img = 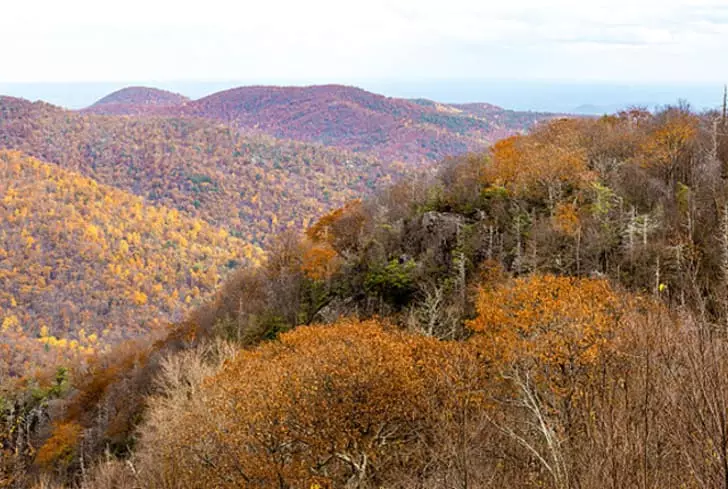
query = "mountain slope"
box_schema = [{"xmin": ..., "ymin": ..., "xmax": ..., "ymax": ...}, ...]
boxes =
[
  {"xmin": 180, "ymin": 85, "xmax": 513, "ymax": 163},
  {"xmin": 84, "ymin": 85, "xmax": 556, "ymax": 163},
  {"xmin": 0, "ymin": 96, "xmax": 401, "ymax": 246},
  {"xmin": 83, "ymin": 86, "xmax": 189, "ymax": 115},
  {"xmin": 0, "ymin": 150, "xmax": 262, "ymax": 375},
  {"xmin": 6, "ymin": 106, "xmax": 728, "ymax": 489}
]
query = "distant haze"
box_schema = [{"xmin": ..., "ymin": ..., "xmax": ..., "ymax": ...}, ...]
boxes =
[{"xmin": 0, "ymin": 80, "xmax": 724, "ymax": 114}]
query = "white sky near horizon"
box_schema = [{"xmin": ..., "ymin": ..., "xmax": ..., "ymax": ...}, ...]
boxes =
[{"xmin": 2, "ymin": 0, "xmax": 728, "ymax": 84}]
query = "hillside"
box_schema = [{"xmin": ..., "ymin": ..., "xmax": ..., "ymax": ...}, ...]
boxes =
[
  {"xmin": 0, "ymin": 96, "xmax": 400, "ymax": 245},
  {"xmin": 83, "ymin": 87, "xmax": 189, "ymax": 115},
  {"xmin": 6, "ymin": 106, "xmax": 728, "ymax": 489},
  {"xmin": 0, "ymin": 150, "xmax": 262, "ymax": 376},
  {"xmin": 453, "ymin": 101, "xmax": 558, "ymax": 135},
  {"xmin": 85, "ymin": 84, "xmax": 556, "ymax": 163}
]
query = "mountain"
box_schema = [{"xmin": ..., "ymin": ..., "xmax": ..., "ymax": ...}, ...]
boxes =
[
  {"xmin": 453, "ymin": 102, "xmax": 560, "ymax": 135},
  {"xmin": 0, "ymin": 96, "xmax": 401, "ymax": 246},
  {"xmin": 7, "ymin": 106, "xmax": 728, "ymax": 489},
  {"xmin": 0, "ymin": 150, "xmax": 262, "ymax": 375},
  {"xmin": 83, "ymin": 86, "xmax": 189, "ymax": 115},
  {"xmin": 0, "ymin": 87, "xmax": 552, "ymax": 376},
  {"xmin": 84, "ymin": 84, "xmax": 556, "ymax": 163}
]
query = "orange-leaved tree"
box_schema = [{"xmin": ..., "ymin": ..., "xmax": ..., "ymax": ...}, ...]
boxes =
[
  {"xmin": 467, "ymin": 274, "xmax": 628, "ymax": 489},
  {"xmin": 468, "ymin": 274, "xmax": 623, "ymax": 368},
  {"xmin": 141, "ymin": 319, "xmax": 481, "ymax": 489},
  {"xmin": 485, "ymin": 120, "xmax": 594, "ymax": 207},
  {"xmin": 306, "ymin": 200, "xmax": 368, "ymax": 255},
  {"xmin": 637, "ymin": 108, "xmax": 699, "ymax": 187}
]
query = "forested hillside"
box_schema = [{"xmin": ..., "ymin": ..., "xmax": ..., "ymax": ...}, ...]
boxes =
[
  {"xmin": 84, "ymin": 84, "xmax": 556, "ymax": 163},
  {"xmin": 0, "ymin": 150, "xmax": 262, "ymax": 377},
  {"xmin": 0, "ymin": 95, "xmax": 399, "ymax": 245},
  {"xmin": 83, "ymin": 87, "xmax": 189, "ymax": 115},
  {"xmin": 5, "ymin": 104, "xmax": 728, "ymax": 489}
]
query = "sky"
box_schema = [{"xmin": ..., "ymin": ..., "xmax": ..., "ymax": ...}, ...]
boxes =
[{"xmin": 2, "ymin": 0, "xmax": 728, "ymax": 110}]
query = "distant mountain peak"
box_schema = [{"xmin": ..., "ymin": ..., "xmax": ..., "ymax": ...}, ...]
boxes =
[{"xmin": 85, "ymin": 86, "xmax": 189, "ymax": 114}]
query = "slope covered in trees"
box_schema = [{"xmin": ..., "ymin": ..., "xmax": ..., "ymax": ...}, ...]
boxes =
[
  {"xmin": 85, "ymin": 84, "xmax": 556, "ymax": 163},
  {"xmin": 7, "ymin": 104, "xmax": 728, "ymax": 489},
  {"xmin": 453, "ymin": 101, "xmax": 560, "ymax": 137},
  {"xmin": 0, "ymin": 150, "xmax": 262, "ymax": 377},
  {"xmin": 83, "ymin": 87, "xmax": 189, "ymax": 115},
  {"xmin": 0, "ymin": 95, "xmax": 398, "ymax": 245}
]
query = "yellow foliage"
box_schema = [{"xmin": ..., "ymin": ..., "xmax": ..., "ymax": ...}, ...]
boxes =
[
  {"xmin": 132, "ymin": 291, "xmax": 148, "ymax": 306},
  {"xmin": 0, "ymin": 151, "xmax": 264, "ymax": 374},
  {"xmin": 1, "ymin": 315, "xmax": 19, "ymax": 332}
]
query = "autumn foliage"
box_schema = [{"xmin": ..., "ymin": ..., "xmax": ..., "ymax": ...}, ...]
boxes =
[
  {"xmin": 134, "ymin": 319, "xmax": 484, "ymax": 489},
  {"xmin": 486, "ymin": 120, "xmax": 594, "ymax": 201},
  {"xmin": 0, "ymin": 150, "xmax": 262, "ymax": 375},
  {"xmin": 6, "ymin": 99, "xmax": 728, "ymax": 489},
  {"xmin": 469, "ymin": 274, "xmax": 623, "ymax": 366},
  {"xmin": 0, "ymin": 95, "xmax": 401, "ymax": 246}
]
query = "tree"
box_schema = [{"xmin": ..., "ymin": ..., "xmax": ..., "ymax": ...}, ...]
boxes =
[
  {"xmin": 141, "ymin": 319, "xmax": 481, "ymax": 489},
  {"xmin": 468, "ymin": 274, "xmax": 628, "ymax": 489}
]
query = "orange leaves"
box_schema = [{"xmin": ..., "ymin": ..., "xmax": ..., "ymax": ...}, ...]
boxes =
[
  {"xmin": 301, "ymin": 243, "xmax": 340, "ymax": 280},
  {"xmin": 306, "ymin": 199, "xmax": 367, "ymax": 253},
  {"xmin": 35, "ymin": 421, "xmax": 83, "ymax": 468},
  {"xmin": 166, "ymin": 319, "xmax": 481, "ymax": 488},
  {"xmin": 552, "ymin": 202, "xmax": 581, "ymax": 236},
  {"xmin": 485, "ymin": 119, "xmax": 594, "ymax": 201},
  {"xmin": 639, "ymin": 111, "xmax": 698, "ymax": 170},
  {"xmin": 487, "ymin": 136, "xmax": 522, "ymax": 188},
  {"xmin": 468, "ymin": 274, "xmax": 623, "ymax": 368}
]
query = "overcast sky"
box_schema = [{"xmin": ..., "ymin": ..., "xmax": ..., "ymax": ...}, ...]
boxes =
[{"xmin": 2, "ymin": 0, "xmax": 728, "ymax": 84}]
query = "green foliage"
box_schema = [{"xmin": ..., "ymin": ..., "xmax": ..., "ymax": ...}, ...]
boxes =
[
  {"xmin": 589, "ymin": 181, "xmax": 617, "ymax": 217},
  {"xmin": 365, "ymin": 259, "xmax": 417, "ymax": 306}
]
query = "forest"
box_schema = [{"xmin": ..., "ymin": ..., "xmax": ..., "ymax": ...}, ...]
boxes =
[
  {"xmin": 83, "ymin": 85, "xmax": 555, "ymax": 164},
  {"xmin": 0, "ymin": 150, "xmax": 262, "ymax": 377},
  {"xmin": 4, "ymin": 101, "xmax": 728, "ymax": 489},
  {"xmin": 0, "ymin": 95, "xmax": 399, "ymax": 246}
]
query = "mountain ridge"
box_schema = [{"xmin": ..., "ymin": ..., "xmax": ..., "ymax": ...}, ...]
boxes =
[
  {"xmin": 81, "ymin": 84, "xmax": 558, "ymax": 163},
  {"xmin": 84, "ymin": 86, "xmax": 190, "ymax": 115},
  {"xmin": 0, "ymin": 95, "xmax": 406, "ymax": 246}
]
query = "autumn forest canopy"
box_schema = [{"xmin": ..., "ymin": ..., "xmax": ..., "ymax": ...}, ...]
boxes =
[{"xmin": 3, "ymin": 84, "xmax": 728, "ymax": 489}]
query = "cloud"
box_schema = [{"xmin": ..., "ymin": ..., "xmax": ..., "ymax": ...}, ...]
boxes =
[{"xmin": 1, "ymin": 0, "xmax": 728, "ymax": 83}]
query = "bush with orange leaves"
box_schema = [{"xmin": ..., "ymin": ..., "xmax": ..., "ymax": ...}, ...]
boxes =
[
  {"xmin": 485, "ymin": 120, "xmax": 595, "ymax": 204},
  {"xmin": 468, "ymin": 274, "xmax": 624, "ymax": 369},
  {"xmin": 467, "ymin": 274, "xmax": 634, "ymax": 489},
  {"xmin": 136, "ymin": 319, "xmax": 485, "ymax": 489},
  {"xmin": 34, "ymin": 422, "xmax": 83, "ymax": 469}
]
